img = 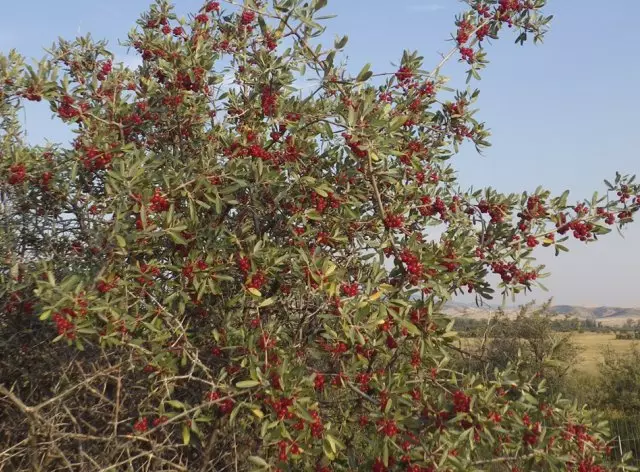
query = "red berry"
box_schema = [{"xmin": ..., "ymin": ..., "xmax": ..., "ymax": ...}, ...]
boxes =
[{"xmin": 240, "ymin": 10, "xmax": 255, "ymax": 25}]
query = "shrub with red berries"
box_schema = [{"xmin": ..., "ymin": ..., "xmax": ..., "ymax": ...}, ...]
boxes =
[{"xmin": 0, "ymin": 0, "xmax": 638, "ymax": 471}]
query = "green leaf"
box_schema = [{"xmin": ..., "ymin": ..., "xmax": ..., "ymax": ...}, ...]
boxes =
[
  {"xmin": 313, "ymin": 0, "xmax": 328, "ymax": 11},
  {"xmin": 389, "ymin": 115, "xmax": 408, "ymax": 131},
  {"xmin": 115, "ymin": 234, "xmax": 126, "ymax": 248},
  {"xmin": 248, "ymin": 456, "xmax": 269, "ymax": 468},
  {"xmin": 236, "ymin": 380, "xmax": 261, "ymax": 388},
  {"xmin": 334, "ymin": 35, "xmax": 348, "ymax": 49},
  {"xmin": 295, "ymin": 404, "xmax": 315, "ymax": 422},
  {"xmin": 382, "ymin": 439, "xmax": 389, "ymax": 466},
  {"xmin": 326, "ymin": 434, "xmax": 337, "ymax": 453},
  {"xmin": 182, "ymin": 423, "xmax": 191, "ymax": 445},
  {"xmin": 356, "ymin": 63, "xmax": 372, "ymax": 82},
  {"xmin": 167, "ymin": 230, "xmax": 188, "ymax": 245},
  {"xmin": 166, "ymin": 400, "xmax": 186, "ymax": 410},
  {"xmin": 258, "ymin": 297, "xmax": 275, "ymax": 308}
]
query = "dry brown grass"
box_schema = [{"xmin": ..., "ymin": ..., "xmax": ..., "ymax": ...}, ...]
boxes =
[
  {"xmin": 571, "ymin": 332, "xmax": 639, "ymax": 375},
  {"xmin": 459, "ymin": 332, "xmax": 639, "ymax": 376}
]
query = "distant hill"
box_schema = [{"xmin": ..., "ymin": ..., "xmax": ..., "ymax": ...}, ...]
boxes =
[{"xmin": 441, "ymin": 302, "xmax": 640, "ymax": 327}]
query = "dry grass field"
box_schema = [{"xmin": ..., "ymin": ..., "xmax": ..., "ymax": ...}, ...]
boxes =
[
  {"xmin": 571, "ymin": 332, "xmax": 638, "ymax": 375},
  {"xmin": 459, "ymin": 332, "xmax": 638, "ymax": 376}
]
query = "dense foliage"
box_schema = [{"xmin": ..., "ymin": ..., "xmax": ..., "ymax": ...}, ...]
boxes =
[
  {"xmin": 1, "ymin": 0, "xmax": 639, "ymax": 470},
  {"xmin": 456, "ymin": 302, "xmax": 579, "ymax": 396}
]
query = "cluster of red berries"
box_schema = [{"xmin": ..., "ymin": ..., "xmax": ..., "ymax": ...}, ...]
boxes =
[
  {"xmin": 81, "ymin": 146, "xmax": 113, "ymax": 171},
  {"xmin": 419, "ymin": 195, "xmax": 448, "ymax": 219},
  {"xmin": 399, "ymin": 249, "xmax": 424, "ymax": 280},
  {"xmin": 382, "ymin": 334, "xmax": 396, "ymax": 349},
  {"xmin": 170, "ymin": 26, "xmax": 184, "ymax": 36},
  {"xmin": 476, "ymin": 23, "xmax": 490, "ymax": 41},
  {"xmin": 308, "ymin": 191, "xmax": 340, "ymax": 214},
  {"xmin": 617, "ymin": 185, "xmax": 632, "ymax": 202},
  {"xmin": 447, "ymin": 99, "xmax": 467, "ymax": 116},
  {"xmin": 257, "ymin": 333, "xmax": 276, "ymax": 351},
  {"xmin": 313, "ymin": 372, "xmax": 325, "ymax": 390},
  {"xmin": 225, "ymin": 136, "xmax": 302, "ymax": 165},
  {"xmin": 595, "ymin": 207, "xmax": 617, "ymax": 225},
  {"xmin": 161, "ymin": 94, "xmax": 183, "ymax": 108},
  {"xmin": 523, "ymin": 195, "xmax": 548, "ymax": 220},
  {"xmin": 261, "ymin": 87, "xmax": 278, "ymax": 117},
  {"xmin": 314, "ymin": 231, "xmax": 330, "ymax": 246},
  {"xmin": 57, "ymin": 96, "xmax": 77, "ymax": 120},
  {"xmin": 204, "ymin": 1, "xmax": 220, "ymax": 12},
  {"xmin": 379, "ymin": 91, "xmax": 392, "ymax": 103},
  {"xmin": 237, "ymin": 255, "xmax": 251, "ymax": 273},
  {"xmin": 277, "ymin": 439, "xmax": 302, "ymax": 462},
  {"xmin": 153, "ymin": 416, "xmax": 168, "ymax": 427},
  {"xmin": 3, "ymin": 292, "xmax": 34, "ymax": 315},
  {"xmin": 570, "ymin": 460, "xmax": 607, "ymax": 472},
  {"xmin": 206, "ymin": 390, "xmax": 235, "ymax": 413},
  {"xmin": 175, "ymin": 67, "xmax": 206, "ymax": 92},
  {"xmin": 96, "ymin": 279, "xmax": 117, "ymax": 293},
  {"xmin": 270, "ymin": 123, "xmax": 287, "ymax": 142},
  {"xmin": 341, "ymin": 282, "xmax": 360, "ymax": 297},
  {"xmin": 354, "ymin": 342, "xmax": 375, "ymax": 360},
  {"xmin": 240, "ymin": 10, "xmax": 256, "ymax": 25},
  {"xmin": 456, "ymin": 19, "xmax": 473, "ymax": 44},
  {"xmin": 136, "ymin": 264, "xmax": 161, "ymax": 286},
  {"xmin": 460, "ymin": 47, "xmax": 475, "ymax": 63},
  {"xmin": 194, "ymin": 13, "xmax": 209, "ymax": 23},
  {"xmin": 247, "ymin": 270, "xmax": 266, "ymax": 290},
  {"xmin": 557, "ymin": 217, "xmax": 594, "ymax": 241},
  {"xmin": 498, "ymin": 0, "xmax": 527, "ymax": 14},
  {"xmin": 266, "ymin": 396, "xmax": 294, "ymax": 420},
  {"xmin": 377, "ymin": 419, "xmax": 399, "ymax": 437},
  {"xmin": 562, "ymin": 423, "xmax": 600, "ymax": 452},
  {"xmin": 263, "ymin": 32, "xmax": 277, "ymax": 51},
  {"xmin": 22, "ymin": 85, "xmax": 42, "ymax": 101},
  {"xmin": 405, "ymin": 465, "xmax": 435, "ymax": 472},
  {"xmin": 96, "ymin": 59, "xmax": 112, "ymax": 81},
  {"xmin": 331, "ymin": 372, "xmax": 348, "ymax": 388},
  {"xmin": 52, "ymin": 313, "xmax": 76, "ymax": 339},
  {"xmin": 373, "ymin": 457, "xmax": 397, "ymax": 472},
  {"xmin": 453, "ymin": 390, "xmax": 471, "ymax": 413},
  {"xmin": 477, "ymin": 200, "xmax": 507, "ymax": 223},
  {"xmin": 40, "ymin": 171, "xmax": 53, "ymax": 188},
  {"xmin": 7, "ymin": 163, "xmax": 26, "ymax": 185},
  {"xmin": 342, "ymin": 133, "xmax": 368, "ymax": 158},
  {"xmin": 401, "ymin": 140, "xmax": 426, "ymax": 164},
  {"xmin": 410, "ymin": 350, "xmax": 421, "ymax": 368},
  {"xmin": 180, "ymin": 260, "xmax": 207, "ymax": 281},
  {"xmin": 395, "ymin": 66, "xmax": 414, "ymax": 84},
  {"xmin": 133, "ymin": 417, "xmax": 148, "ymax": 433},
  {"xmin": 149, "ymin": 188, "xmax": 170, "ymax": 212},
  {"xmin": 490, "ymin": 261, "xmax": 537, "ymax": 284},
  {"xmin": 308, "ymin": 410, "xmax": 324, "ymax": 437},
  {"xmin": 384, "ymin": 213, "xmax": 405, "ymax": 229},
  {"xmin": 355, "ymin": 372, "xmax": 372, "ymax": 391},
  {"xmin": 248, "ymin": 143, "xmax": 272, "ymax": 160},
  {"xmin": 523, "ymin": 420, "xmax": 542, "ymax": 446}
]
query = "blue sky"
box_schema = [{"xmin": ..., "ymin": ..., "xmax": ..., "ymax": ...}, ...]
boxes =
[{"xmin": 1, "ymin": 0, "xmax": 638, "ymax": 307}]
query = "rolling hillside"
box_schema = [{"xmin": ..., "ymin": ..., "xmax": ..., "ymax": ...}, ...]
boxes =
[{"xmin": 442, "ymin": 302, "xmax": 640, "ymax": 327}]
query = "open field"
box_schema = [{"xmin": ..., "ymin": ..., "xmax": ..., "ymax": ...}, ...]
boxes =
[
  {"xmin": 571, "ymin": 332, "xmax": 638, "ymax": 375},
  {"xmin": 459, "ymin": 332, "xmax": 638, "ymax": 376}
]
